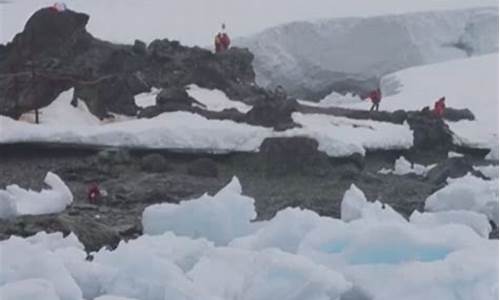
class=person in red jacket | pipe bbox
[433,97,446,118]
[368,88,382,112]
[87,183,101,204]
[214,24,231,53]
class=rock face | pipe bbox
[0,213,121,252]
[245,92,300,131]
[259,137,332,176]
[426,157,486,185]
[0,7,260,119]
[140,153,171,173]
[187,158,219,178]
[406,110,454,152]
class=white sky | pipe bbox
[0,0,498,46]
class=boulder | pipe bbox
[140,153,171,173]
[425,157,486,185]
[406,110,453,152]
[259,137,331,176]
[132,39,147,56]
[156,87,202,107]
[0,213,120,252]
[73,75,140,118]
[245,92,300,131]
[187,158,218,178]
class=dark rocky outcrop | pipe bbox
[140,153,171,173]
[187,158,219,178]
[299,104,407,124]
[406,110,454,152]
[245,93,300,131]
[0,213,121,252]
[425,157,487,185]
[0,7,260,119]
[259,137,332,176]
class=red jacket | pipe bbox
[369,89,382,104]
[215,33,230,53]
[87,184,101,203]
[434,98,446,117]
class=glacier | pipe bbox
[235,7,498,99]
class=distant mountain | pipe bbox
[235,7,498,100]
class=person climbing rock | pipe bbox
[369,88,382,112]
[433,97,446,118]
[214,23,231,53]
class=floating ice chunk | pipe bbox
[0,279,61,300]
[410,210,492,238]
[95,296,140,300]
[425,174,499,224]
[25,232,84,252]
[231,207,340,253]
[341,184,406,223]
[188,247,351,300]
[0,236,83,300]
[142,177,258,245]
[341,184,368,222]
[378,156,432,176]
[1,172,73,218]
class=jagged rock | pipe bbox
[0,7,261,119]
[425,157,485,185]
[132,40,147,56]
[156,87,201,107]
[96,148,132,165]
[443,108,475,122]
[259,137,331,176]
[0,73,72,118]
[187,158,219,178]
[406,110,454,152]
[245,93,300,130]
[0,213,120,252]
[3,8,91,66]
[73,75,140,118]
[141,153,171,173]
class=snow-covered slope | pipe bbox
[0,87,413,157]
[312,54,499,158]
[235,8,498,99]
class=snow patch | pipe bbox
[186,84,252,113]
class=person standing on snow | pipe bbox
[433,97,446,118]
[368,88,382,112]
[214,23,231,53]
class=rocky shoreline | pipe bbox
[0,141,496,252]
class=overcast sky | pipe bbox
[1,0,498,46]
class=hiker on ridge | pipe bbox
[215,23,231,53]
